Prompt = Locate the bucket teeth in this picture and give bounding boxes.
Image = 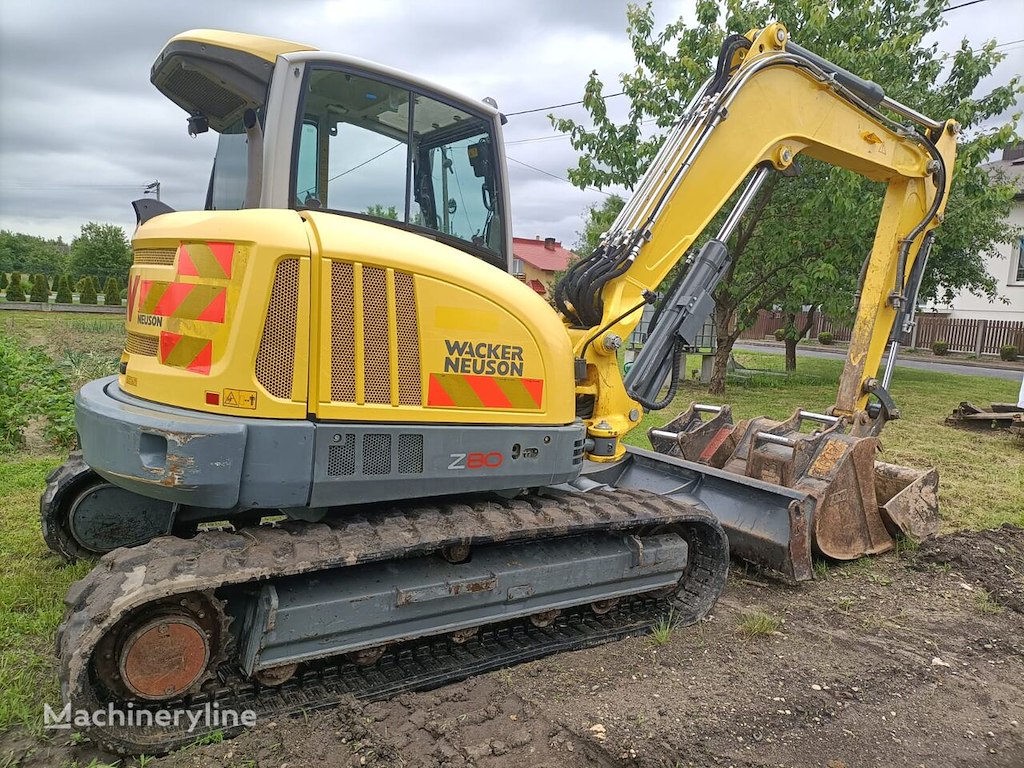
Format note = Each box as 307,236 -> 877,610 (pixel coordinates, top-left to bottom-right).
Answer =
651,402 -> 940,580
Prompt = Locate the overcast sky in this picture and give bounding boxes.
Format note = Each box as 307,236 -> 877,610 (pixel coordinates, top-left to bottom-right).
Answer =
0,0 -> 1020,250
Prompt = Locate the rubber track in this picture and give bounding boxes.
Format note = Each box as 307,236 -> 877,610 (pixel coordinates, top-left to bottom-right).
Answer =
57,487 -> 728,754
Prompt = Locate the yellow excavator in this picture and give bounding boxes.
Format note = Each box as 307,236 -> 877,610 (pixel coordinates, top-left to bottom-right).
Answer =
43,23 -> 955,753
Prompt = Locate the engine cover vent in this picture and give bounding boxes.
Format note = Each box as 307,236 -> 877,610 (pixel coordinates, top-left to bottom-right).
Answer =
255,258 -> 300,399
325,432 -> 424,477
132,247 -> 177,266
330,262 -> 421,406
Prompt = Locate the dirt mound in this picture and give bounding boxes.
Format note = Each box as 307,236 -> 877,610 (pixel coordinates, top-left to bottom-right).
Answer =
917,524 -> 1024,613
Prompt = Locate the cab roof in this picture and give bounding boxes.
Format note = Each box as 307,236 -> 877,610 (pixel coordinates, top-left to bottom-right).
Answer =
151,29 -> 317,131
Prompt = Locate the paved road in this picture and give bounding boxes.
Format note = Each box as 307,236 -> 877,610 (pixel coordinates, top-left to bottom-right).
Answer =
734,342 -> 1024,382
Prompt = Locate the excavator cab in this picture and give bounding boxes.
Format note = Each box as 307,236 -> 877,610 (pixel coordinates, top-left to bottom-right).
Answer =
154,30 -> 511,270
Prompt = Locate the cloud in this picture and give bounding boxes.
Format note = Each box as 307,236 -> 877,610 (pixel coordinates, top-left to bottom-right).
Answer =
0,0 -> 1019,251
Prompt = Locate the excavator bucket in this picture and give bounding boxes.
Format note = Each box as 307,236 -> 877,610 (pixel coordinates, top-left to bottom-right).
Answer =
649,403 -> 940,581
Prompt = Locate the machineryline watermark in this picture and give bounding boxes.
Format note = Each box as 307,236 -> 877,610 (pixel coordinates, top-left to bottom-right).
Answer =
44,701 -> 256,732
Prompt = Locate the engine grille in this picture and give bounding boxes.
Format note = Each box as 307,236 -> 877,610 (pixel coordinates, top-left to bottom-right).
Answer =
124,331 -> 158,357
255,258 -> 300,400
326,432 -> 425,477
133,247 -> 177,266
330,262 -> 421,406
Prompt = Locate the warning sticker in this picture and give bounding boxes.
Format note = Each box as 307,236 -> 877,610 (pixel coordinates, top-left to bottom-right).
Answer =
222,388 -> 257,410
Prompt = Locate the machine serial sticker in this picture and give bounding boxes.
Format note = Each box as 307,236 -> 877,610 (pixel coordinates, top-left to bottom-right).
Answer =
809,439 -> 846,479
222,388 -> 257,409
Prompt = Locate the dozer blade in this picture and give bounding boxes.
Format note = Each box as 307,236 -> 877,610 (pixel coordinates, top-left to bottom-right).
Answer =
647,402 -> 941,580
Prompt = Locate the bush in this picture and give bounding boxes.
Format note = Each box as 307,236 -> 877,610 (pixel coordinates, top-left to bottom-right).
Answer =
0,273 -> 7,290
818,331 -> 834,345
932,340 -> 949,356
79,277 -> 98,305
30,274 -> 49,303
6,271 -> 26,301
1000,345 -> 1019,362
102,277 -> 121,306
773,328 -> 786,341
55,275 -> 72,304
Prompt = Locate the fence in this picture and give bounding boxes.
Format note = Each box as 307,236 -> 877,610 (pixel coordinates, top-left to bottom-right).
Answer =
914,316 -> 1024,356
740,311 -> 852,344
740,309 -> 1024,356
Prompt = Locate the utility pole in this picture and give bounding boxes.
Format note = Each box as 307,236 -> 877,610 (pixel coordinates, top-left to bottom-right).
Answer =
144,180 -> 161,201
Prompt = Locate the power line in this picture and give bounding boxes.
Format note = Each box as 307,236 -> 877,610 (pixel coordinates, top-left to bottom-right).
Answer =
994,38 -> 1024,49
504,92 -> 626,117
328,142 -> 403,183
943,0 -> 994,10
506,155 -> 612,197
0,184 -> 148,189
506,118 -> 660,146
502,1 -> 1000,119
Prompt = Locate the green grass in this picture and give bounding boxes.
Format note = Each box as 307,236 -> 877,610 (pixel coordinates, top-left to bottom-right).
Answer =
627,351 -> 1024,531
973,588 -> 1004,615
649,610 -> 677,646
736,610 -> 783,639
0,458 -> 92,733
1,313 -> 122,454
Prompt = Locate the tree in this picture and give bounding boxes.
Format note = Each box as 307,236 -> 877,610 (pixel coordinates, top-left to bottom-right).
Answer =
574,195 -> 626,255
55,275 -> 72,304
0,231 -> 69,276
79,276 -> 98,305
6,272 -> 25,301
102,277 -> 121,306
29,274 -> 49,303
0,273 -> 7,291
554,0 -> 1022,392
70,223 -> 132,286
365,204 -> 399,220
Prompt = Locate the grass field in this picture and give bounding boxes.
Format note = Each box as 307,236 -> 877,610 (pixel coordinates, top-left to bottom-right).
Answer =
0,311 -> 1021,740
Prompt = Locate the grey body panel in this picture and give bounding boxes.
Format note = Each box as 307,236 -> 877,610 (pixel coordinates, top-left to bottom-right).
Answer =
238,532 -> 687,674
308,422 -> 585,507
77,377 -> 315,509
77,376 -> 584,512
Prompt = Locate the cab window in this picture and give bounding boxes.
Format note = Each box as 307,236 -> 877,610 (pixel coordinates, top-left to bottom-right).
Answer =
294,66 -> 503,265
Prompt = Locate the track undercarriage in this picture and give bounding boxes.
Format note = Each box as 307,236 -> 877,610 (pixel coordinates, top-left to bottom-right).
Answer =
56,484 -> 728,755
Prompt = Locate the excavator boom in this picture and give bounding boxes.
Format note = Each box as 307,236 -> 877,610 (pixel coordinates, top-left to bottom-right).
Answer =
557,22 -> 954,578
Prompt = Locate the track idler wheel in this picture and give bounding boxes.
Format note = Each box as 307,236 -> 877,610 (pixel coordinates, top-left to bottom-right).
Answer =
40,452 -> 175,561
93,592 -> 228,703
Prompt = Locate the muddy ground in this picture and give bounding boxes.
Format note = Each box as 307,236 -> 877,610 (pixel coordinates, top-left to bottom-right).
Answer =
5,526 -> 1023,768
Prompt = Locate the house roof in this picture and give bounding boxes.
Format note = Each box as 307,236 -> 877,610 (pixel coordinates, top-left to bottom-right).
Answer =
512,236 -> 576,272
984,145 -> 1024,199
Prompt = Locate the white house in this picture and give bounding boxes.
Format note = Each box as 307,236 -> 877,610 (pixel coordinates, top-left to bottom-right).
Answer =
923,145 -> 1024,322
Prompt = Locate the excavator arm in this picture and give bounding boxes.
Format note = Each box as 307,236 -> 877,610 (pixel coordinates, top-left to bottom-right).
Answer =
561,22 -> 957,458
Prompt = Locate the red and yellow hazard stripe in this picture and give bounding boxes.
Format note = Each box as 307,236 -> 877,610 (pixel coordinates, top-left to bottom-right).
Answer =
137,281 -> 226,322
427,373 -> 543,410
159,331 -> 212,375
177,242 -> 234,279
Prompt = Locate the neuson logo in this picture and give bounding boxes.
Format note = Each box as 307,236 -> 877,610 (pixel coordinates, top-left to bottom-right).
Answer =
44,701 -> 256,732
